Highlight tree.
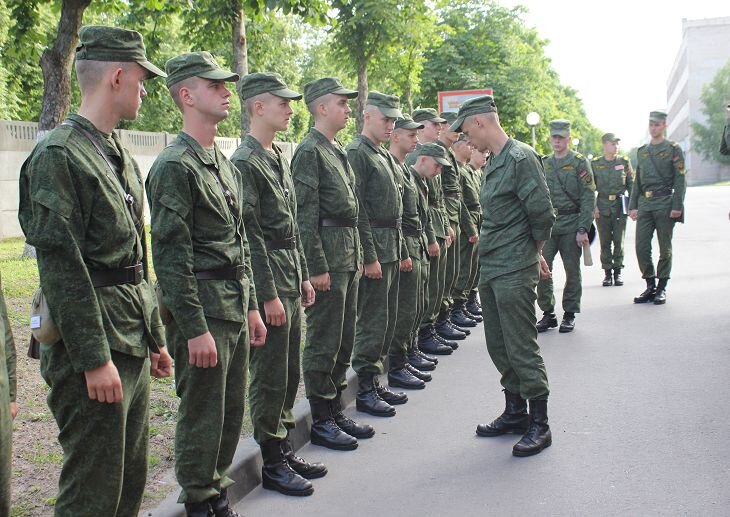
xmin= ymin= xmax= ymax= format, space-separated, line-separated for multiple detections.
xmin=691 ymin=56 xmax=730 ymax=166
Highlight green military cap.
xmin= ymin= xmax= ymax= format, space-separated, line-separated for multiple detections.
xmin=454 ymin=132 xmax=469 ymax=144
xmin=440 ymin=112 xmax=458 ymax=124
xmin=601 ymin=132 xmax=620 ymax=143
xmin=412 ymin=142 xmax=451 ymax=166
xmin=165 ymin=51 xmax=238 ymax=88
xmin=448 ymin=95 xmax=498 ymax=132
xmin=76 ymin=25 xmax=166 ymax=78
xmin=240 ymin=72 xmax=302 ymax=100
xmin=303 ymin=77 xmax=357 ymax=104
xmin=549 ymin=119 xmax=571 ymax=137
xmin=649 ymin=110 xmax=668 ymax=122
xmin=367 ymin=91 xmax=402 ymax=118
xmin=412 ymin=108 xmax=446 ymax=124
xmin=395 ymin=114 xmax=424 ymax=130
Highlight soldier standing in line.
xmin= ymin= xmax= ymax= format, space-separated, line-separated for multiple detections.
xmin=232 ymin=72 xmax=324 ymax=497
xmin=629 ymin=111 xmax=687 ymax=305
xmin=464 ymin=148 xmax=488 ymax=316
xmin=146 ymin=52 xmax=266 ymax=517
xmin=722 ymin=105 xmax=730 ymax=157
xmin=18 ymin=26 xmax=173 ymax=516
xmin=292 ymin=77 xmax=374 ymax=452
xmin=348 ymin=92 xmax=409 ymax=417
xmin=0 ymin=273 xmax=18 ymax=517
xmin=536 ymin=120 xmax=596 ymax=334
xmin=592 ymin=133 xmax=634 ymax=287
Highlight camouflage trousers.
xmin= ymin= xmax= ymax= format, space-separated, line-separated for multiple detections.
xmin=635 ymin=208 xmax=676 ymax=280
xmin=538 ymin=231 xmax=583 ymax=314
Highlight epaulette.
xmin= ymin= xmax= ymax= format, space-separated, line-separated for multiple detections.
xmin=576 ymin=152 xmax=585 ymax=159
xmin=591 ymin=155 xmax=600 ymax=161
xmin=162 ymin=143 xmax=189 ymax=161
xmin=509 ymin=144 xmax=526 ymax=161
xmin=234 ymin=145 xmax=254 ymax=161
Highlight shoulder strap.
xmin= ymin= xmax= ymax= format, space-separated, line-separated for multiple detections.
xmin=551 ymin=156 xmax=580 ymax=209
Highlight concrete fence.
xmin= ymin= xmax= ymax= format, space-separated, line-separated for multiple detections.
xmin=0 ymin=120 xmax=296 ymax=239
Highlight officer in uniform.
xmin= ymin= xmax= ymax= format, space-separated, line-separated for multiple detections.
xmin=292 ymin=77 xmax=374 ymax=452
xmin=629 ymin=111 xmax=687 ymax=305
xmin=592 ymin=133 xmax=634 ymax=287
xmin=536 ymin=120 xmax=596 ymax=333
xmin=451 ymin=95 xmax=555 ymax=457
xmin=348 ymin=91 xmax=408 ymax=417
xmin=232 ymin=72 xmax=324 ymax=497
xmin=1 ymin=273 xmax=17 ymax=517
xmin=18 ymin=26 xmax=173 ymax=516
xmin=147 ymin=52 xmax=266 ymax=516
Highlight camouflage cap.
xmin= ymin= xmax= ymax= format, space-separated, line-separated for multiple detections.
xmin=448 ymin=95 xmax=498 ymax=132
xmin=412 ymin=142 xmax=451 ymax=166
xmin=412 ymin=108 xmax=446 ymax=124
xmin=395 ymin=114 xmax=424 ymax=130
xmin=165 ymin=51 xmax=238 ymax=88
xmin=549 ymin=119 xmax=571 ymax=137
xmin=367 ymin=91 xmax=402 ymax=118
xmin=304 ymin=77 xmax=357 ymax=104
xmin=601 ymin=132 xmax=620 ymax=143
xmin=649 ymin=110 xmax=668 ymax=122
xmin=76 ymin=25 xmax=166 ymax=78
xmin=454 ymin=132 xmax=469 ymax=144
xmin=440 ymin=112 xmax=458 ymax=125
xmin=240 ymin=72 xmax=302 ymax=100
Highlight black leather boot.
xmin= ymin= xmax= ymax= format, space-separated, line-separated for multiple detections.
xmin=466 ymin=291 xmax=482 ymax=315
xmin=209 ymin=488 xmax=243 ymax=517
xmin=559 ymin=312 xmax=575 ymax=333
xmin=433 ymin=330 xmax=459 ymax=349
xmin=388 ymin=366 xmax=426 ymax=389
xmin=463 ymin=306 xmax=483 ymax=323
xmin=260 ymin=439 xmax=313 ymax=496
xmin=356 ymin=374 xmax=396 ymax=416
xmin=476 ymin=390 xmax=529 ymax=437
xmin=418 ymin=328 xmax=453 ymax=355
xmin=450 ymin=304 xmax=478 ymax=327
xmin=448 ymin=319 xmax=471 ymax=335
xmin=512 ymin=399 xmax=552 ymax=457
xmin=408 ymin=349 xmax=436 ymax=371
xmin=309 ymin=398 xmax=358 ymax=450
xmin=536 ymin=312 xmax=558 ymax=333
xmin=281 ymin=435 xmax=327 ymax=479
xmin=330 ymin=395 xmax=375 ymax=439
xmin=405 ymin=362 xmax=432 ymax=382
xmin=435 ymin=318 xmax=466 ymax=340
xmin=653 ymin=278 xmax=668 ymax=305
xmin=185 ymin=501 xmax=212 ymax=517
xmin=415 ymin=348 xmax=439 ymax=364
xmin=374 ymin=375 xmax=408 ymax=405
xmin=613 ymin=268 xmax=623 ymax=286
xmin=602 ymin=269 xmax=613 ymax=287
xmin=634 ymin=277 xmax=656 ymax=303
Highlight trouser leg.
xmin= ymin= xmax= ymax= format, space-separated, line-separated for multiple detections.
xmin=420 ymin=238 xmax=446 ymax=329
xmin=654 ymin=209 xmax=676 ymax=280
xmin=537 ymin=235 xmax=559 ymax=314
xmin=439 ymin=222 xmax=461 ymax=318
xmin=387 ymin=256 xmax=422 ymax=363
xmin=597 ymin=213 xmax=614 ymax=270
xmin=558 ymin=232 xmax=583 ymax=314
xmin=635 ymin=209 xmax=657 ymax=279
xmin=612 ymin=215 xmax=628 ymax=269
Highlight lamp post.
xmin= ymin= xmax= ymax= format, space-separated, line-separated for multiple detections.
xmin=572 ymin=137 xmax=580 ymax=152
xmin=526 ymin=111 xmax=540 ymax=149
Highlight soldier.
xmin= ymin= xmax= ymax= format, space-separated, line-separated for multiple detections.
xmin=629 ymin=111 xmax=687 ymax=305
xmin=146 ymin=52 xmax=266 ymax=516
xmin=293 ymin=77 xmax=374 ymax=452
xmin=1 ymin=273 xmax=18 ymax=517
xmin=722 ymin=105 xmax=730 ymax=156
xmin=348 ymin=91 xmax=408 ymax=417
xmin=464 ymin=148 xmax=488 ymax=316
xmin=18 ymin=26 xmax=173 ymax=516
xmin=536 ymin=120 xmax=596 ymax=333
xmin=452 ymin=95 xmax=554 ymax=457
xmin=386 ymin=117 xmax=441 ymax=390
xmin=592 ymin=133 xmax=634 ymax=287
xmin=411 ymin=108 xmax=454 ymax=356
xmin=232 ymin=72 xmax=324 ymax=497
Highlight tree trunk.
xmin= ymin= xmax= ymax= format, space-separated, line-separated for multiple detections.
xmin=232 ymin=1 xmax=250 ymax=137
xmin=355 ymin=61 xmax=368 ymax=133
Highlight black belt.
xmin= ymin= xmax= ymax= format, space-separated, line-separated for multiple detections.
xmin=402 ymin=227 xmax=423 ymax=237
xmin=467 ymin=205 xmax=480 ymax=211
xmin=90 ymin=263 xmax=143 ymax=288
xmin=556 ymin=207 xmax=579 ymax=215
xmin=643 ymin=187 xmax=673 ymax=198
xmin=195 ymin=265 xmax=245 ymax=280
xmin=319 ymin=218 xmax=357 ymax=228
xmin=443 ymin=192 xmax=461 ymax=199
xmin=370 ymin=217 xmax=402 ymax=229
xmin=266 ymin=236 xmax=296 ymax=251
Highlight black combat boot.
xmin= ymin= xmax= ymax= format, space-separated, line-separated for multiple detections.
xmin=512 ymin=399 xmax=552 ymax=457
xmin=281 ymin=434 xmax=327 ymax=479
xmin=476 ymin=390 xmax=529 ymax=437
xmin=466 ymin=291 xmax=482 ymax=316
xmin=418 ymin=327 xmax=453 ymax=355
xmin=433 ymin=330 xmax=459 ymax=350
xmin=405 ymin=362 xmax=432 ymax=382
xmin=309 ymin=397 xmax=358 ymax=450
xmin=653 ymin=278 xmax=668 ymax=305
xmin=559 ymin=312 xmax=575 ymax=333
xmin=613 ymin=268 xmax=623 ymax=286
xmin=209 ymin=488 xmax=243 ymax=517
xmin=463 ymin=306 xmax=483 ymax=323
xmin=435 ymin=318 xmax=466 ymax=340
xmin=330 ymin=395 xmax=375 ymax=439
xmin=536 ymin=312 xmax=558 ymax=333
xmin=448 ymin=318 xmax=471 ymax=335
xmin=633 ymin=277 xmax=656 ymax=303
xmin=185 ymin=501 xmax=212 ymax=517
xmin=388 ymin=353 xmax=426 ymax=389
xmin=415 ymin=348 xmax=439 ymax=364
xmin=602 ymin=269 xmax=613 ymax=286
xmin=374 ymin=375 xmax=408 ymax=405
xmin=407 ymin=348 xmax=436 ymax=371
xmin=260 ymin=439 xmax=313 ymax=496
xmin=355 ymin=374 xmax=396 ymax=416
xmin=450 ymin=302 xmax=478 ymax=327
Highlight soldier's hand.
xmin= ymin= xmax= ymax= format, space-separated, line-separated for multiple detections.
xmin=629 ymin=209 xmax=638 ymax=221
xmin=447 ymin=226 xmax=455 ymax=247
xmin=594 ymin=207 xmax=600 ymax=220
xmin=400 ymin=257 xmax=413 ymax=272
xmin=264 ymin=297 xmax=287 ymax=326
xmin=248 ymin=310 xmax=267 ymax=347
xmin=150 ymin=346 xmax=173 ymax=378
xmin=10 ymin=401 xmax=18 ymax=419
xmin=670 ymin=209 xmax=682 ymax=219
xmin=363 ymin=260 xmax=382 ymax=279
xmin=468 ymin=234 xmax=479 ymax=244
xmin=188 ymin=332 xmax=218 ymax=368
xmin=84 ymin=361 xmax=123 ymax=403
xmin=427 ymin=242 xmax=440 ymax=257
xmin=310 ymin=272 xmax=331 ymax=292
xmin=539 ymin=255 xmax=552 ymax=280
xmin=301 ymin=280 xmax=316 ymax=308
xmin=576 ymin=231 xmax=589 ymax=247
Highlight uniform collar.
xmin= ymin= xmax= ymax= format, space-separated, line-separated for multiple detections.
xmin=179 ymin=131 xmax=221 ymax=167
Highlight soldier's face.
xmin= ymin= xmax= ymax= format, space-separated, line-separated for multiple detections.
xmin=418 ymin=120 xmax=441 ymax=142
xmin=324 ymin=94 xmax=352 ymax=131
xmin=425 ymin=157 xmax=442 ymax=179
xmin=470 ymin=150 xmax=487 ymax=168
xmin=460 ymin=116 xmax=487 ymax=152
xmin=262 ymin=95 xmax=294 ymax=132
xmin=453 ymin=141 xmax=472 ymax=162
xmin=117 ymin=63 xmax=148 ymax=121
xmin=648 ymin=120 xmax=666 ymax=139
xmin=394 ymin=128 xmax=419 ymax=153
xmin=602 ymin=140 xmax=618 ymax=156
xmin=187 ymin=79 xmax=232 ymax=122
xmin=368 ymin=110 xmax=396 ymax=142
xmin=550 ymin=135 xmax=568 ymax=153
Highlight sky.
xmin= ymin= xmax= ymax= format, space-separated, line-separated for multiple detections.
xmin=500 ymin=0 xmax=729 ymax=150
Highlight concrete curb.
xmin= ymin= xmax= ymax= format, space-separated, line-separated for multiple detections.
xmin=145 ymin=368 xmax=359 ymax=516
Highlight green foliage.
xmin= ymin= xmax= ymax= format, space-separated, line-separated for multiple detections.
xmin=691 ymin=56 xmax=730 ymax=165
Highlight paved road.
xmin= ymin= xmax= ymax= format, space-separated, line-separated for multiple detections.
xmin=236 ymin=185 xmax=730 ymax=516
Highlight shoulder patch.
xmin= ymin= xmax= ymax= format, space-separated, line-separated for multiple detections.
xmin=592 ymin=156 xmax=599 ymax=162
xmin=509 ymin=145 xmax=526 ymax=161
xmin=576 ymin=152 xmax=584 ymax=159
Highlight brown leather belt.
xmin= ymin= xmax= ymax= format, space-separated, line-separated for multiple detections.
xmin=644 ymin=187 xmax=672 ymax=198
xmin=319 ymin=218 xmax=357 ymax=228
xmin=556 ymin=207 xmax=579 ymax=215
xmin=195 ymin=265 xmax=245 ymax=280
xmin=370 ymin=217 xmax=402 ymax=229
xmin=90 ymin=263 xmax=143 ymax=288
xmin=402 ymin=227 xmax=423 ymax=237
xmin=265 ymin=237 xmax=296 ymax=251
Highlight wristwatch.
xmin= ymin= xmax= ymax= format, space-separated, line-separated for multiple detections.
xmin=577 ymin=227 xmax=587 ymax=234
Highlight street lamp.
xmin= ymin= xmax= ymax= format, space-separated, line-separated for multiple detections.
xmin=526 ymin=111 xmax=540 ymax=149
xmin=572 ymin=137 xmax=580 ymax=151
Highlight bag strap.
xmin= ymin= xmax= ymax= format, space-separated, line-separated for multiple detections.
xmin=550 ymin=156 xmax=581 ymax=210
xmin=644 ymin=146 xmax=673 ymax=188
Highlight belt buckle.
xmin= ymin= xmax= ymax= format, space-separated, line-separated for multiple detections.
xmin=645 ymin=191 xmax=653 ymax=198
xmin=133 ymin=263 xmax=143 ymax=284
xmin=608 ymin=194 xmax=616 ymax=201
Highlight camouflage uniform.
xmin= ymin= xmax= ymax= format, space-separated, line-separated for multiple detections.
xmin=0 ymin=273 xmax=16 ymax=517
